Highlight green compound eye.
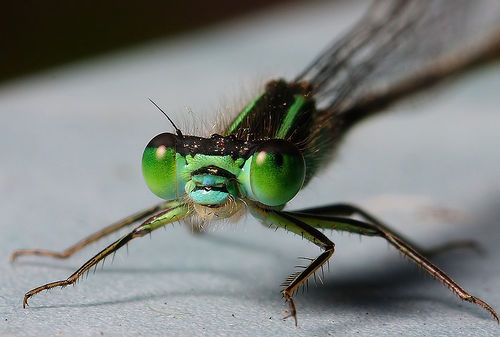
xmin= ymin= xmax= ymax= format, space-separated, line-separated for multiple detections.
xmin=142 ymin=133 xmax=179 ymax=200
xmin=249 ymin=140 xmax=305 ymax=206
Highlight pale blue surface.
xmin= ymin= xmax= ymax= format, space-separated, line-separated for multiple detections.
xmin=1 ymin=1 xmax=500 ymax=336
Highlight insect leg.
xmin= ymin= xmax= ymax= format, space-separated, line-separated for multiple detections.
xmin=295 ymin=203 xmax=482 ymax=257
xmin=285 ymin=207 xmax=499 ymax=322
xmin=11 ymin=201 xmax=173 ymax=262
xmin=22 ymin=200 xmax=189 ymax=308
xmin=251 ymin=206 xmax=335 ymax=326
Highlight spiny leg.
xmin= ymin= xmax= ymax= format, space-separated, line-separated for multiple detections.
xmin=11 ymin=201 xmax=173 ymax=262
xmin=251 ymin=206 xmax=335 ymax=326
xmin=286 ymin=205 xmax=499 ymax=322
xmin=22 ymin=200 xmax=189 ymax=308
xmin=296 ymin=203 xmax=482 ymax=257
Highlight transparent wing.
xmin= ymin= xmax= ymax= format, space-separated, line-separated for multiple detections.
xmin=296 ymin=0 xmax=500 ymax=126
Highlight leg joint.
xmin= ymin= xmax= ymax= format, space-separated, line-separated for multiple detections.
xmin=132 ymin=225 xmax=152 ymax=237
xmin=323 ymin=241 xmax=335 ymax=252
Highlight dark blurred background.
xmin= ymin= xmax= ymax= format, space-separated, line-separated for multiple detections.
xmin=1 ymin=0 xmax=299 ymax=84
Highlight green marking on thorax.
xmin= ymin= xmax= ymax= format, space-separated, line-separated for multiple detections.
xmin=276 ymin=95 xmax=307 ymax=139
xmin=226 ymin=94 xmax=262 ymax=135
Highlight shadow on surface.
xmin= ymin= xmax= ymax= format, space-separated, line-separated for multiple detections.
xmin=300 ymin=195 xmax=500 ymax=322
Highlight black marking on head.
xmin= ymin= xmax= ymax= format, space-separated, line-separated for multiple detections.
xmin=191 ymin=165 xmax=236 ymax=179
xmin=145 ymin=132 xmax=304 ymax=167
xmin=146 ymin=132 xmax=259 ymax=160
xmin=193 ymin=185 xmax=229 ymax=193
xmin=176 ymin=134 xmax=258 ymax=159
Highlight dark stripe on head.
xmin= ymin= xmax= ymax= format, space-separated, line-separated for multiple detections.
xmin=191 ymin=165 xmax=236 ymax=178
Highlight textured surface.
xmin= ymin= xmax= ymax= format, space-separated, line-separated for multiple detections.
xmin=1 ymin=1 xmax=500 ymax=336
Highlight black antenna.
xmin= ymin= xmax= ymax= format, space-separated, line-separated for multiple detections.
xmin=148 ymin=98 xmax=183 ymax=137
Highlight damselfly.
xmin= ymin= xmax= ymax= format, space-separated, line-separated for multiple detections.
xmin=11 ymin=0 xmax=500 ymax=326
